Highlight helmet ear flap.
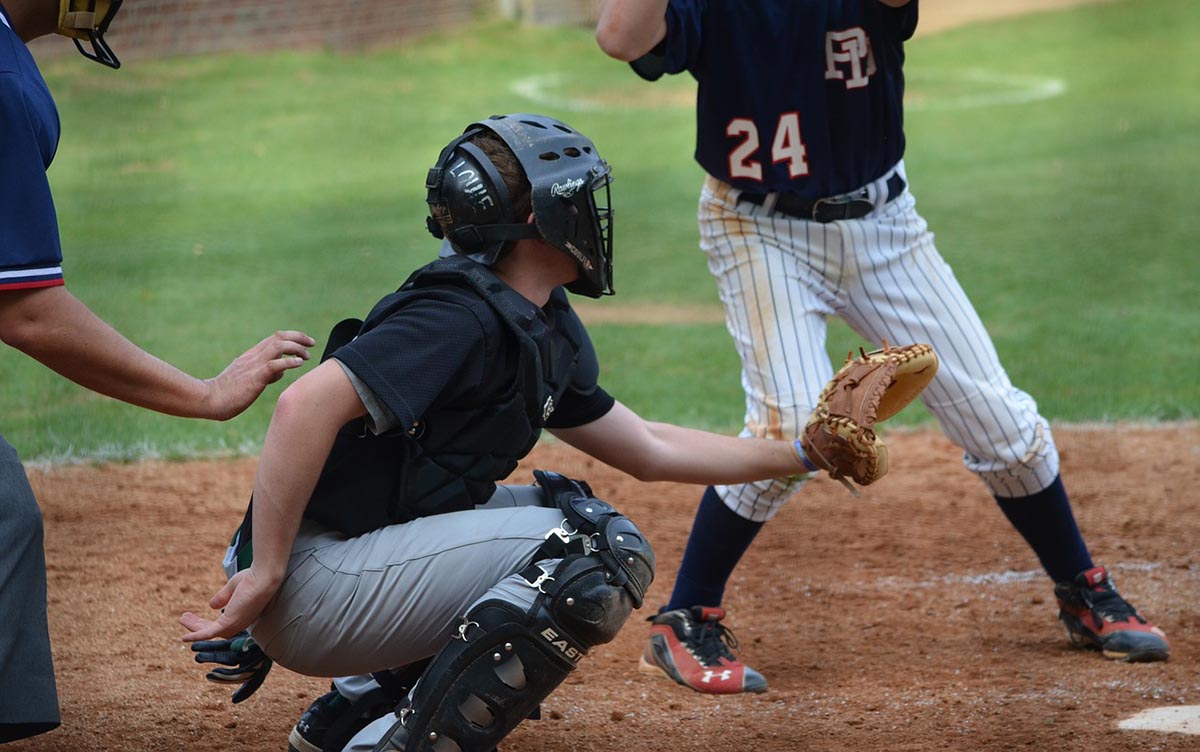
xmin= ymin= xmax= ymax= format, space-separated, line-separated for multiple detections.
xmin=425 ymin=132 xmax=535 ymax=262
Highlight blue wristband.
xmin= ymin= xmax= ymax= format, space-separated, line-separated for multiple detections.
xmin=793 ymin=439 xmax=818 ymax=472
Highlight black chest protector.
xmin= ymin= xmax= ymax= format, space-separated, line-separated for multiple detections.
xmin=301 ymin=257 xmax=588 ymax=537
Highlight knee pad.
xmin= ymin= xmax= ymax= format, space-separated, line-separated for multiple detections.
xmin=532 ymin=469 xmax=655 ymax=610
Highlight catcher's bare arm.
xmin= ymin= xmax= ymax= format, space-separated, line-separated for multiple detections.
xmin=0 ymin=286 xmax=314 ymax=420
xmin=550 ymin=400 xmax=809 ymax=485
xmin=552 ymin=344 xmax=937 ymax=491
xmin=180 ymin=359 xmax=367 ymax=642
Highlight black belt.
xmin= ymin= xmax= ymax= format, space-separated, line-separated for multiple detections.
xmin=738 ymin=172 xmax=906 ymax=223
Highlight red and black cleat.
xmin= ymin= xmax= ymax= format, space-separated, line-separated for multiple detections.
xmin=639 ymin=606 xmax=768 ymax=694
xmin=1054 ymin=566 xmax=1169 ymax=663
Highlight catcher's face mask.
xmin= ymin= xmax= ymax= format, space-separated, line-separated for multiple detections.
xmin=57 ymin=0 xmax=124 ymax=69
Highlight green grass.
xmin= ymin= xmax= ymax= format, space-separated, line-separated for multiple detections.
xmin=4 ymin=0 xmax=1197 ymax=460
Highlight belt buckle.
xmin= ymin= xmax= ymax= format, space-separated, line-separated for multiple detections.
xmin=813 ymin=190 xmax=872 ymax=223
xmin=811 ymin=196 xmax=848 ymax=223
xmin=811 ymin=197 xmax=831 ymax=221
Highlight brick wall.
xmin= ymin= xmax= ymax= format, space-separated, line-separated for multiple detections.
xmin=499 ymin=0 xmax=602 ymax=26
xmin=30 ymin=0 xmax=483 ymax=61
xmin=30 ymin=0 xmax=602 ymax=62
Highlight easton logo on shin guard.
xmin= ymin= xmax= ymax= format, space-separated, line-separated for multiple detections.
xmin=539 ymin=627 xmax=585 ymax=663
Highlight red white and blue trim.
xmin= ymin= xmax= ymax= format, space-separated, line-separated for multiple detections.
xmin=0 ymin=266 xmax=65 ymax=291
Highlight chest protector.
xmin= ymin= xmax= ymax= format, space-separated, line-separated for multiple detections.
xmin=303 ymin=257 xmax=587 ymax=537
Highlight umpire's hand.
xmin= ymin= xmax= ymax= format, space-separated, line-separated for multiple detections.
xmin=202 ymin=330 xmax=316 ymax=420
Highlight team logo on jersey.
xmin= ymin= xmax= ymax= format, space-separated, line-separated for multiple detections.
xmin=825 ymin=28 xmax=877 ymax=89
xmin=551 ymin=178 xmax=586 ymax=198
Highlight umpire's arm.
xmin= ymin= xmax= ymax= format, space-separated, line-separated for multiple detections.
xmin=0 ymin=286 xmax=313 ymax=420
xmin=549 ymin=400 xmax=807 ymax=486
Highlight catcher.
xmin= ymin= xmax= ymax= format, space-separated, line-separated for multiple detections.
xmin=180 ymin=113 xmax=934 ymax=752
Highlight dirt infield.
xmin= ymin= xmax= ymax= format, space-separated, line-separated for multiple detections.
xmin=13 ymin=423 xmax=1200 ymax=752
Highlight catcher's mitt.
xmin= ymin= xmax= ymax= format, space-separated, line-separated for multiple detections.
xmin=800 ymin=342 xmax=938 ymax=494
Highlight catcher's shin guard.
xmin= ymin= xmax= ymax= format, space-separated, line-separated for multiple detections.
xmin=373 ymin=474 xmax=654 ymax=752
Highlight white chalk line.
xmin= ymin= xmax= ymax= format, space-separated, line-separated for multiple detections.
xmin=876 ymin=560 xmax=1164 ymax=590
xmin=908 ymin=68 xmax=1068 ymax=112
xmin=509 ymin=68 xmax=1067 ymax=114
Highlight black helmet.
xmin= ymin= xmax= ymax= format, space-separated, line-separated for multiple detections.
xmin=425 ymin=114 xmax=614 ymax=298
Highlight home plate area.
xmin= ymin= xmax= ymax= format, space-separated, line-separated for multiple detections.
xmin=1120 ymin=706 xmax=1200 ymax=736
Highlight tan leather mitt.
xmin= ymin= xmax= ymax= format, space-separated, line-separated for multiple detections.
xmin=800 ymin=343 xmax=939 ymax=493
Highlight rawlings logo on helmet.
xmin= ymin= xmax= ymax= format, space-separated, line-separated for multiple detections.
xmin=550 ymin=178 xmax=586 ymax=198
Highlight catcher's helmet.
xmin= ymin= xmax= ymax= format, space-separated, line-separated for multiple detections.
xmin=57 ymin=0 xmax=124 ymax=68
xmin=426 ymin=114 xmax=614 ymax=298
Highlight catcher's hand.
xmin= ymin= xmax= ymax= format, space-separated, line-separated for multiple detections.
xmin=799 ymin=342 xmax=938 ymax=494
xmin=190 ymin=630 xmax=273 ymax=703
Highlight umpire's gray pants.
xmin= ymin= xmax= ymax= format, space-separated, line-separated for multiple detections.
xmin=0 ymin=435 xmax=60 ymax=742
xmin=246 ymin=485 xmax=562 ymax=678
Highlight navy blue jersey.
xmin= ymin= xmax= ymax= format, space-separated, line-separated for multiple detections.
xmin=635 ymin=0 xmax=918 ymax=198
xmin=0 ymin=4 xmax=64 ymax=291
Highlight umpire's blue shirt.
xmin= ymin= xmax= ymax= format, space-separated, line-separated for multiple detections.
xmin=0 ymin=3 xmax=64 ymax=292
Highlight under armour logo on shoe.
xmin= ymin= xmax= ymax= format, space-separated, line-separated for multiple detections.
xmin=702 ymin=669 xmax=733 ymax=683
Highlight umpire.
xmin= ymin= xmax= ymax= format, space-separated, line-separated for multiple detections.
xmin=180 ymin=114 xmax=829 ymax=752
xmin=1 ymin=0 xmax=313 ymax=741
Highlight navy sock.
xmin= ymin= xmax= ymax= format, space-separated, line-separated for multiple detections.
xmin=994 ymin=476 xmax=1093 ymax=584
xmin=664 ymin=486 xmax=764 ymax=611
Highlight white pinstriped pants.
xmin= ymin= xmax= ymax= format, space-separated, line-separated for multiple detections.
xmin=700 ymin=162 xmax=1060 ymax=522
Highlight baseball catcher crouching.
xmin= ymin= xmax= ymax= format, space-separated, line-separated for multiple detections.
xmin=183 ymin=111 xmax=954 ymax=752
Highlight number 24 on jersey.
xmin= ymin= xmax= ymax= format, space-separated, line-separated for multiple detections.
xmin=726 ymin=113 xmax=809 ymax=181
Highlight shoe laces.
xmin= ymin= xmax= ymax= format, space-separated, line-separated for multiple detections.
xmin=687 ymin=614 xmax=743 ymax=667
xmin=1077 ymin=580 xmax=1147 ymax=626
